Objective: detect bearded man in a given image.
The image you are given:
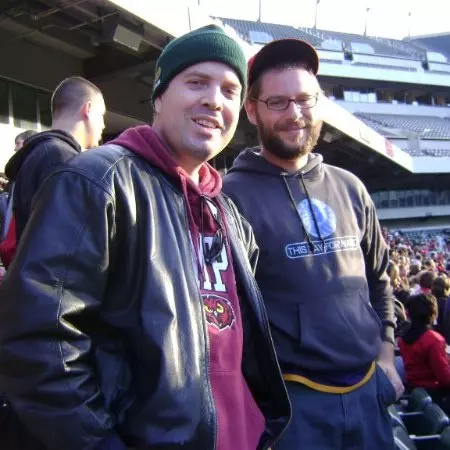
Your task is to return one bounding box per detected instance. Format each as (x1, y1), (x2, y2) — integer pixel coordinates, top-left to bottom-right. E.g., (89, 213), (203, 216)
(223, 39), (403, 450)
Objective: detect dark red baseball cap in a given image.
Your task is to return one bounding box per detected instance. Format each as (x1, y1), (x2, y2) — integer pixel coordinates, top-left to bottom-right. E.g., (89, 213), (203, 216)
(247, 39), (319, 89)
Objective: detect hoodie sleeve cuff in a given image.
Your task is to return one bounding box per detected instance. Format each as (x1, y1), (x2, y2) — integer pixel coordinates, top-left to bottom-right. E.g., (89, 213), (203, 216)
(382, 324), (395, 346)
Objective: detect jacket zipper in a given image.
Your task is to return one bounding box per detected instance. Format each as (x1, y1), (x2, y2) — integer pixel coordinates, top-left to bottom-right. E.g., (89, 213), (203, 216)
(221, 200), (288, 450)
(181, 204), (218, 450)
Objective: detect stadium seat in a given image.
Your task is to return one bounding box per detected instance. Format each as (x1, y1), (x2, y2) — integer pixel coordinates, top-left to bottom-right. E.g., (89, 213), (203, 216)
(411, 403), (450, 436)
(390, 405), (407, 429)
(396, 389), (433, 433)
(403, 388), (433, 412)
(394, 426), (418, 450)
(437, 427), (450, 450)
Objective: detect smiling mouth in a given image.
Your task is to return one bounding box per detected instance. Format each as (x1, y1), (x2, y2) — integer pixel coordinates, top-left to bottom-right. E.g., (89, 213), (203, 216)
(193, 118), (222, 130)
(282, 127), (307, 132)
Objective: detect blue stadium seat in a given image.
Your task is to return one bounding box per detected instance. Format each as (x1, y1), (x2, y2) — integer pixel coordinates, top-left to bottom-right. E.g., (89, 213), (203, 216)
(394, 426), (418, 450)
(390, 405), (407, 429)
(437, 427), (450, 450)
(396, 388), (432, 433)
(411, 403), (450, 437)
(403, 388), (433, 413)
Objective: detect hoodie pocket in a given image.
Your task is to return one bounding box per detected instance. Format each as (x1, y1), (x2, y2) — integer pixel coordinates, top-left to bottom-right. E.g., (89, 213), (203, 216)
(296, 288), (383, 371)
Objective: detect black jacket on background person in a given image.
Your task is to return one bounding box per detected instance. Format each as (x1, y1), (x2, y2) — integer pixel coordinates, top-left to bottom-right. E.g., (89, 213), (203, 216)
(0, 144), (290, 450)
(4, 130), (81, 240)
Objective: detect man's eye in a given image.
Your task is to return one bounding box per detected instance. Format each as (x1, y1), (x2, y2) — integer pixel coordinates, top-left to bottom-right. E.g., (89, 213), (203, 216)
(268, 98), (286, 107)
(188, 80), (206, 87)
(224, 87), (239, 97)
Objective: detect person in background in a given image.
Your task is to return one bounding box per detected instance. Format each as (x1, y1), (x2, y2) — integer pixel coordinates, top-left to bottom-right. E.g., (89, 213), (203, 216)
(0, 130), (37, 267)
(419, 270), (437, 295)
(13, 130), (37, 153)
(399, 293), (450, 414)
(4, 76), (105, 242)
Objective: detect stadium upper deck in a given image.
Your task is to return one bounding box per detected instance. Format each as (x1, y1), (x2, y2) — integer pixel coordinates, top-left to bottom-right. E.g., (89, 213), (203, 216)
(218, 17), (450, 69)
(1, 1), (449, 192)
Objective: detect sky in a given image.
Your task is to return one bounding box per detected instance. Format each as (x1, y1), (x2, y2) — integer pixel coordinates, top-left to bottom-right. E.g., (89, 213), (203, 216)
(191, 0), (450, 40)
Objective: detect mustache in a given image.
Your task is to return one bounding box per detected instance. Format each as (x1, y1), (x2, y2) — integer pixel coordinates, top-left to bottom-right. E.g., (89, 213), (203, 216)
(275, 119), (312, 132)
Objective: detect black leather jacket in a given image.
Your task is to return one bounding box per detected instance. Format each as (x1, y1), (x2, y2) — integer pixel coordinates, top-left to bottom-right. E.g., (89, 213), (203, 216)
(0, 145), (290, 450)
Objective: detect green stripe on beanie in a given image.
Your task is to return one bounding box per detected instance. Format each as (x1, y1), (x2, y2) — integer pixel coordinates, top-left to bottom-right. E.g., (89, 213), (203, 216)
(152, 24), (247, 104)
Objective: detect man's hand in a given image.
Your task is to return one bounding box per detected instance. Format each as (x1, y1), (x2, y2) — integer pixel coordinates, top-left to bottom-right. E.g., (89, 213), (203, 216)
(377, 341), (405, 400)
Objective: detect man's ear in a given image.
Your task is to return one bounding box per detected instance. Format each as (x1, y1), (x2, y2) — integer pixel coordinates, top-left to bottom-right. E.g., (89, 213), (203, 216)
(154, 96), (162, 116)
(81, 100), (92, 119)
(245, 99), (258, 126)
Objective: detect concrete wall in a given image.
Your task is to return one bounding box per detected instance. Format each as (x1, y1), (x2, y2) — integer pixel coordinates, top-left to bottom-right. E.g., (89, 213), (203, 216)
(0, 34), (154, 171)
(0, 30), (83, 91)
(96, 78), (153, 124)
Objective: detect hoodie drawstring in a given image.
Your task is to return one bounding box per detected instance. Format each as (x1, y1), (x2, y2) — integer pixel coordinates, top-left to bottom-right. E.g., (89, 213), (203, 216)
(282, 175), (315, 252)
(180, 175), (205, 284)
(299, 172), (326, 249)
(282, 173), (326, 252)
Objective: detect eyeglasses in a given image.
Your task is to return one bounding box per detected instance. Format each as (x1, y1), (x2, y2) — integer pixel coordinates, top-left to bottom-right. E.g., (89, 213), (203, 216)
(251, 93), (319, 111)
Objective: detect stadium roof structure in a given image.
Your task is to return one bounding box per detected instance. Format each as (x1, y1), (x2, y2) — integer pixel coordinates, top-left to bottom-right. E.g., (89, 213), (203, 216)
(216, 17), (439, 61)
(409, 33), (450, 57)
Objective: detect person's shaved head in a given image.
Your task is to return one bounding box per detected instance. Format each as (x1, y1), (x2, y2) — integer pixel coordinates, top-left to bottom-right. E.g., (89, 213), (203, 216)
(50, 76), (106, 149)
(51, 76), (102, 119)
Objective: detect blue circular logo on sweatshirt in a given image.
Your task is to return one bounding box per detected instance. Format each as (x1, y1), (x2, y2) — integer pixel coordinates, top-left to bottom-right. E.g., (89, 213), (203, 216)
(298, 198), (336, 238)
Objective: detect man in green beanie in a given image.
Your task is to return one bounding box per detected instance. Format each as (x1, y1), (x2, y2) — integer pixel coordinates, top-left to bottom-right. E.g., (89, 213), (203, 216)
(0, 24), (290, 450)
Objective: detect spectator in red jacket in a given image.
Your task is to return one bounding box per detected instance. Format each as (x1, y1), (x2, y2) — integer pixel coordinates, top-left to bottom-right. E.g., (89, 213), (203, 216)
(399, 293), (450, 412)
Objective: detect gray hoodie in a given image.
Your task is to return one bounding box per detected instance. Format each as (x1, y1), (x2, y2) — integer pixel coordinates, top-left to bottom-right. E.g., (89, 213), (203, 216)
(223, 148), (395, 383)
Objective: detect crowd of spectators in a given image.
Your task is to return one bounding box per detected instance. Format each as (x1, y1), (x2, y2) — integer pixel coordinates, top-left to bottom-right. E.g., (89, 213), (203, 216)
(385, 227), (450, 414)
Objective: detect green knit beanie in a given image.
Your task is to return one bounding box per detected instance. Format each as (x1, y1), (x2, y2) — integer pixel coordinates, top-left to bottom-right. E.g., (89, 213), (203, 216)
(152, 24), (247, 104)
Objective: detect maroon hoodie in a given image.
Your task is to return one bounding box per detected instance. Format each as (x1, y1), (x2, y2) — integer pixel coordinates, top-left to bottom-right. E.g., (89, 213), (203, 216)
(110, 125), (265, 450)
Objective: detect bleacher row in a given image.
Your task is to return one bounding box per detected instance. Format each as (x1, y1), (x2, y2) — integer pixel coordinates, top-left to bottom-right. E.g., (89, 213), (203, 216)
(391, 388), (450, 450)
(399, 229), (450, 242)
(354, 113), (450, 157)
(355, 114), (450, 139)
(218, 18), (446, 61)
(404, 149), (450, 157)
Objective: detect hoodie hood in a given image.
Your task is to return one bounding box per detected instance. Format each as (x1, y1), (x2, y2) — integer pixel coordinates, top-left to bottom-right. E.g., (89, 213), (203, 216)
(110, 125), (224, 280)
(401, 323), (430, 345)
(228, 147), (324, 251)
(227, 147), (323, 178)
(109, 125), (222, 198)
(5, 130), (81, 181)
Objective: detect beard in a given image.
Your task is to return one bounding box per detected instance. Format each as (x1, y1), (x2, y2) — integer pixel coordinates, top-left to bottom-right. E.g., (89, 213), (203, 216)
(256, 111), (323, 160)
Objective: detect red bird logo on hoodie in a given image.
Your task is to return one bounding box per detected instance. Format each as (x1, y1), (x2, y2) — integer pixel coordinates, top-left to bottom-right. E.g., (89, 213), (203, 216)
(202, 294), (235, 331)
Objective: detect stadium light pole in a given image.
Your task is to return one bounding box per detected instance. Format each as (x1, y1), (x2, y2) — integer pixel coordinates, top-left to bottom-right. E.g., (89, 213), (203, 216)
(363, 7), (370, 36)
(314, 0), (320, 29)
(258, 0), (262, 22)
(407, 11), (412, 38)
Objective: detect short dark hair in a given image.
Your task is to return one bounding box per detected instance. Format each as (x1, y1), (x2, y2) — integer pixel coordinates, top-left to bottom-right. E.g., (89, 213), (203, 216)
(247, 61), (316, 101)
(419, 270), (436, 289)
(406, 293), (437, 326)
(432, 276), (450, 298)
(15, 129), (37, 143)
(423, 258), (434, 268)
(409, 264), (420, 276)
(51, 76), (102, 118)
